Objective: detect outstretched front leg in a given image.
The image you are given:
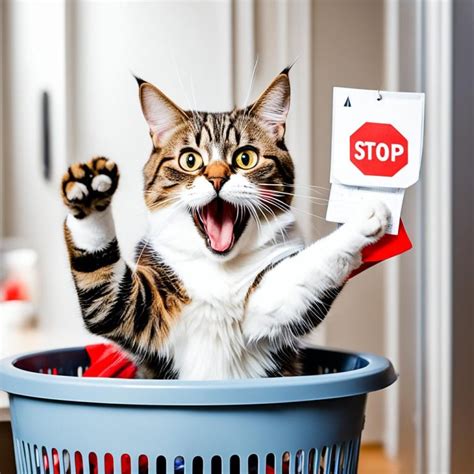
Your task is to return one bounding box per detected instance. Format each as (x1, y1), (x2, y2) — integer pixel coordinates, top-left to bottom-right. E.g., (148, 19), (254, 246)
(61, 157), (188, 359)
(243, 202), (390, 345)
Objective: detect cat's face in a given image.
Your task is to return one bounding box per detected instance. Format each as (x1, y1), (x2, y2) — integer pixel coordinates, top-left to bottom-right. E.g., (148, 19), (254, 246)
(138, 71), (294, 258)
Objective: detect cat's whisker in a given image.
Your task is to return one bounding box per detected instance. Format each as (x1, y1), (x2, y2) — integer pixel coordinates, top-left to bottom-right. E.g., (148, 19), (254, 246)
(188, 76), (201, 134)
(246, 201), (264, 239)
(133, 238), (150, 273)
(243, 56), (259, 109)
(260, 188), (329, 203)
(256, 200), (287, 245)
(237, 56), (259, 130)
(255, 196), (288, 242)
(254, 201), (279, 246)
(257, 199), (295, 233)
(190, 76), (197, 110)
(258, 182), (330, 193)
(259, 195), (328, 222)
(146, 194), (182, 211)
(169, 54), (200, 134)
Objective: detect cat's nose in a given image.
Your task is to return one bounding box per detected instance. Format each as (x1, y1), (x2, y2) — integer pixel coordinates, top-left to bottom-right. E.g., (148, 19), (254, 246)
(203, 161), (231, 193)
(207, 176), (228, 192)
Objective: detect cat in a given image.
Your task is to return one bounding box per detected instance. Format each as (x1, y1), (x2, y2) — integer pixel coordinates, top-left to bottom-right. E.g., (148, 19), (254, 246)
(61, 69), (390, 380)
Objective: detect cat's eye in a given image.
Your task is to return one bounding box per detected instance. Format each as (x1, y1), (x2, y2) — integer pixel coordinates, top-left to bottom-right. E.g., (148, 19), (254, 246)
(234, 148), (258, 170)
(179, 151), (203, 172)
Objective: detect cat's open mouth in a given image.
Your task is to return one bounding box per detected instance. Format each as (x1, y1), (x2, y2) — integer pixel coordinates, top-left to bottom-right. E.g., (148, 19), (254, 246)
(193, 199), (249, 254)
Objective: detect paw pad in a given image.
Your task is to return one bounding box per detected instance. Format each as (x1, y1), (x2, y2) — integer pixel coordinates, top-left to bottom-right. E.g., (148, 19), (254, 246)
(65, 182), (89, 201)
(61, 157), (119, 218)
(92, 174), (112, 193)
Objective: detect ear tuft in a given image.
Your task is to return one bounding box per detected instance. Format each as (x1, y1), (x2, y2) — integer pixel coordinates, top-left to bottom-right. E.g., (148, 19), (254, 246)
(250, 72), (291, 140)
(280, 63), (294, 76)
(281, 57), (299, 76)
(133, 74), (148, 87)
(139, 82), (188, 148)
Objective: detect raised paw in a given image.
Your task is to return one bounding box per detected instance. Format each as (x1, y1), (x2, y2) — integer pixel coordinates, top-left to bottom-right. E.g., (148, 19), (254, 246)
(348, 200), (391, 246)
(61, 157), (119, 218)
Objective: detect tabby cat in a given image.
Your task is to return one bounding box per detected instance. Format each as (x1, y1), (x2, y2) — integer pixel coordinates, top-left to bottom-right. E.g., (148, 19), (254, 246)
(61, 69), (389, 379)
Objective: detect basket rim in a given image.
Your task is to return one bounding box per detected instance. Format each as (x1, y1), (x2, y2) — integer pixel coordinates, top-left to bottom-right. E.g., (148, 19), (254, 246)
(0, 345), (397, 406)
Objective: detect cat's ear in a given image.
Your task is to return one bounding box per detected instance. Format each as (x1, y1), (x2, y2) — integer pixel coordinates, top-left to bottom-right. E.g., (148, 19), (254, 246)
(249, 68), (291, 140)
(137, 77), (188, 148)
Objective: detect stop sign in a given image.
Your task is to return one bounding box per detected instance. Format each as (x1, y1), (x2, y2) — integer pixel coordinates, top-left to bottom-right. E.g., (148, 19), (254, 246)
(350, 122), (408, 177)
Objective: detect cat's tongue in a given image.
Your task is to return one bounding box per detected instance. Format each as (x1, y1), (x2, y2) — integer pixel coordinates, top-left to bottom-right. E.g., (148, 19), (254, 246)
(202, 199), (236, 253)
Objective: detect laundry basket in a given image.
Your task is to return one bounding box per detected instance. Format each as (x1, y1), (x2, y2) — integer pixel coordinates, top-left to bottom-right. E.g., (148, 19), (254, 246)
(0, 346), (396, 474)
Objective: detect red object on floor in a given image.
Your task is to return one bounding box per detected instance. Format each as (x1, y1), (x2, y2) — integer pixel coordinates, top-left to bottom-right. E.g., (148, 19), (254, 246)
(2, 279), (29, 301)
(350, 219), (412, 278)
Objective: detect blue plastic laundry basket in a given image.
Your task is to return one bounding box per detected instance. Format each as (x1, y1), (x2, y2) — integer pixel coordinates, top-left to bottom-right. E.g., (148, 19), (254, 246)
(0, 346), (396, 474)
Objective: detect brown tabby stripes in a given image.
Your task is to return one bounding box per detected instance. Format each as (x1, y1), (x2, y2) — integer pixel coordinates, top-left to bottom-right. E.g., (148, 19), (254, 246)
(64, 226), (189, 378)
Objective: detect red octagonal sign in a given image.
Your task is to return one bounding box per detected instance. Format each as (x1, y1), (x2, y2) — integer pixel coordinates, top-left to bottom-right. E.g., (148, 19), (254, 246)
(350, 122), (408, 177)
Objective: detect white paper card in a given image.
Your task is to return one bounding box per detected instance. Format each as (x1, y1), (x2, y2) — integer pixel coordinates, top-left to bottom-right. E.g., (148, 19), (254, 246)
(326, 184), (405, 235)
(330, 87), (425, 189)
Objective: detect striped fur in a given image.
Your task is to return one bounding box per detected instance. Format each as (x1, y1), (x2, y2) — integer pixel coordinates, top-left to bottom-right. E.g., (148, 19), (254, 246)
(64, 225), (189, 377)
(61, 70), (390, 379)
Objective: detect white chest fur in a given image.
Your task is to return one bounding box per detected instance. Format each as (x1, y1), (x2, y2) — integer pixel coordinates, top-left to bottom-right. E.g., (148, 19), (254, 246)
(148, 210), (304, 379)
(159, 250), (276, 379)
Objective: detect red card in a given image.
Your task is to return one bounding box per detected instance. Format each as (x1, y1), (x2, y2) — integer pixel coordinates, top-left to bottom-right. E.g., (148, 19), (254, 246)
(350, 219), (412, 278)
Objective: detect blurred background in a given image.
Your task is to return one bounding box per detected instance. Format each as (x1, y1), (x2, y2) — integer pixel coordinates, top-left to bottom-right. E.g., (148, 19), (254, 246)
(0, 1), (472, 473)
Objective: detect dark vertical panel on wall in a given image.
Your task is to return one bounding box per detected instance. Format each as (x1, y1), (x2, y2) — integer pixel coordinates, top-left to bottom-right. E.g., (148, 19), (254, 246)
(451, 1), (474, 473)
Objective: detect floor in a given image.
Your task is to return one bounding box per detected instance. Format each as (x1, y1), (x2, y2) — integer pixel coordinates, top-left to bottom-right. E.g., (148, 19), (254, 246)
(359, 444), (399, 474)
(0, 422), (15, 474)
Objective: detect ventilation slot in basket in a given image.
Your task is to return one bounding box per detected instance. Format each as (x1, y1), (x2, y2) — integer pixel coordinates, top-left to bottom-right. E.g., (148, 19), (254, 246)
(139, 454), (149, 473)
(62, 450), (71, 474)
(266, 454), (275, 474)
(174, 456), (184, 474)
(295, 450), (304, 474)
(211, 456), (222, 474)
(193, 456), (204, 474)
(282, 451), (290, 474)
(121, 453), (131, 474)
(248, 454), (258, 474)
(230, 455), (240, 474)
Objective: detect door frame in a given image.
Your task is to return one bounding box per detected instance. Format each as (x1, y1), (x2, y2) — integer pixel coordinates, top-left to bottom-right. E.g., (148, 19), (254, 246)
(386, 0), (454, 472)
(423, 1), (453, 472)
